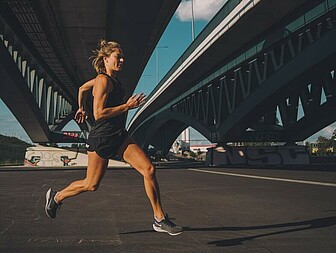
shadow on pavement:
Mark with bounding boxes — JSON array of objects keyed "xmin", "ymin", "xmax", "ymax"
[
  {"xmin": 120, "ymin": 216, "xmax": 336, "ymax": 247},
  {"xmin": 204, "ymin": 216, "xmax": 336, "ymax": 247}
]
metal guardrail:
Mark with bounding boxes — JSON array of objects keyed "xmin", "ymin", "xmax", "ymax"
[
  {"xmin": 129, "ymin": 0, "xmax": 249, "ymax": 127},
  {"xmin": 129, "ymin": 0, "xmax": 335, "ymax": 130}
]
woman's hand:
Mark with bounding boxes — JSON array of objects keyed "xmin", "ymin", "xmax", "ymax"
[
  {"xmin": 126, "ymin": 93, "xmax": 146, "ymax": 109},
  {"xmin": 74, "ymin": 108, "xmax": 88, "ymax": 123}
]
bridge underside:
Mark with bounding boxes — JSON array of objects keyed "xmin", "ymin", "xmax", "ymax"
[
  {"xmin": 0, "ymin": 42, "xmax": 50, "ymax": 142},
  {"xmin": 0, "ymin": 0, "xmax": 179, "ymax": 143},
  {"xmin": 131, "ymin": 3, "xmax": 336, "ymax": 155}
]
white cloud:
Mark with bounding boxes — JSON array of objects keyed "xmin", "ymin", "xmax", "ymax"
[
  {"xmin": 306, "ymin": 122, "xmax": 336, "ymax": 142},
  {"xmin": 175, "ymin": 0, "xmax": 228, "ymax": 22}
]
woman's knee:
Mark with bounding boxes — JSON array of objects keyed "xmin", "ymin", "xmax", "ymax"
[{"xmin": 143, "ymin": 163, "xmax": 156, "ymax": 178}]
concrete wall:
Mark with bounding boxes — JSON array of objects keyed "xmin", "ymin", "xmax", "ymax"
[
  {"xmin": 206, "ymin": 145, "xmax": 310, "ymax": 166},
  {"xmin": 24, "ymin": 145, "xmax": 130, "ymax": 167}
]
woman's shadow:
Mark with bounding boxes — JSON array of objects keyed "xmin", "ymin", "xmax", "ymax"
[
  {"xmin": 120, "ymin": 216, "xmax": 336, "ymax": 247},
  {"xmin": 194, "ymin": 216, "xmax": 336, "ymax": 247}
]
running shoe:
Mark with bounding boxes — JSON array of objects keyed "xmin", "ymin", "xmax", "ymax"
[
  {"xmin": 45, "ymin": 188, "xmax": 61, "ymax": 218},
  {"xmin": 153, "ymin": 215, "xmax": 183, "ymax": 236}
]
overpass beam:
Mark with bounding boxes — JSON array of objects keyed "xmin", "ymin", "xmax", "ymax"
[{"xmin": 0, "ymin": 41, "xmax": 50, "ymax": 142}]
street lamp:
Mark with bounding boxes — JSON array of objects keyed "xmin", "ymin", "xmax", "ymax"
[
  {"xmin": 156, "ymin": 46, "xmax": 168, "ymax": 84},
  {"xmin": 191, "ymin": 0, "xmax": 195, "ymax": 41}
]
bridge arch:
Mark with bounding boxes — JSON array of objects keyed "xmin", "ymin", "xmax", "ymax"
[
  {"xmin": 132, "ymin": 110, "xmax": 217, "ymax": 155},
  {"xmin": 130, "ymin": 8, "xmax": 336, "ymax": 155}
]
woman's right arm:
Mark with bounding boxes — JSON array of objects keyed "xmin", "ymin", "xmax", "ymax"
[
  {"xmin": 75, "ymin": 78, "xmax": 95, "ymax": 123},
  {"xmin": 78, "ymin": 78, "xmax": 95, "ymax": 110}
]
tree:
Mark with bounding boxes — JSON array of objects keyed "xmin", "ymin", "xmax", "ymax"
[
  {"xmin": 332, "ymin": 129, "xmax": 336, "ymax": 144},
  {"xmin": 331, "ymin": 129, "xmax": 336, "ymax": 155},
  {"xmin": 316, "ymin": 136, "xmax": 329, "ymax": 155}
]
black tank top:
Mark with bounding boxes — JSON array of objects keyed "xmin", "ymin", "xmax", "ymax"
[{"xmin": 89, "ymin": 74, "xmax": 127, "ymax": 137}]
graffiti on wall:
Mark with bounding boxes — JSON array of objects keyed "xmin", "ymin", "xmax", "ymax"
[
  {"xmin": 206, "ymin": 145, "xmax": 310, "ymax": 166},
  {"xmin": 24, "ymin": 156, "xmax": 41, "ymax": 166},
  {"xmin": 24, "ymin": 147, "xmax": 78, "ymax": 166}
]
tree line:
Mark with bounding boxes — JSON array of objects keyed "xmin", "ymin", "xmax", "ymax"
[
  {"xmin": 0, "ymin": 134, "xmax": 32, "ymax": 165},
  {"xmin": 306, "ymin": 129, "xmax": 336, "ymax": 156}
]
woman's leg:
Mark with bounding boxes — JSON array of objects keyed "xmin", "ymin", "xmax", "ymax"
[
  {"xmin": 55, "ymin": 151, "xmax": 108, "ymax": 203},
  {"xmin": 118, "ymin": 136, "xmax": 165, "ymax": 220}
]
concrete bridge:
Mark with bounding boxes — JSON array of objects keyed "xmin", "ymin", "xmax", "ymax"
[
  {"xmin": 0, "ymin": 0, "xmax": 180, "ymax": 143},
  {"xmin": 0, "ymin": 0, "xmax": 335, "ymax": 155},
  {"xmin": 128, "ymin": 0, "xmax": 336, "ymax": 155}
]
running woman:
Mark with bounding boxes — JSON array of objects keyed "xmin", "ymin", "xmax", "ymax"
[{"xmin": 45, "ymin": 40, "xmax": 182, "ymax": 236}]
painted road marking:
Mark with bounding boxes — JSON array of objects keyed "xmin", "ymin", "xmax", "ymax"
[{"xmin": 188, "ymin": 169, "xmax": 336, "ymax": 187}]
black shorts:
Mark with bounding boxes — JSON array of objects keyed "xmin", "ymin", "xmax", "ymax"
[{"xmin": 87, "ymin": 130, "xmax": 128, "ymax": 159}]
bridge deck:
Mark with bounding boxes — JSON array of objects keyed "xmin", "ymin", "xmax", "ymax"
[{"xmin": 1, "ymin": 165, "xmax": 335, "ymax": 252}]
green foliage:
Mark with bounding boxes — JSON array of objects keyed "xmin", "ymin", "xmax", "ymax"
[
  {"xmin": 0, "ymin": 134, "xmax": 32, "ymax": 165},
  {"xmin": 307, "ymin": 129, "xmax": 336, "ymax": 156},
  {"xmin": 189, "ymin": 151, "xmax": 196, "ymax": 158},
  {"xmin": 332, "ymin": 129, "xmax": 336, "ymax": 143}
]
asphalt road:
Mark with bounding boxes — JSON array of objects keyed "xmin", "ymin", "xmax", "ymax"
[{"xmin": 0, "ymin": 165, "xmax": 335, "ymax": 252}]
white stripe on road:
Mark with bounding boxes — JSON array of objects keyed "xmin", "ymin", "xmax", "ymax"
[{"xmin": 188, "ymin": 169, "xmax": 336, "ymax": 187}]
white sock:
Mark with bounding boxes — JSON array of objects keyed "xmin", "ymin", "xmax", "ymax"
[{"xmin": 154, "ymin": 216, "xmax": 164, "ymax": 223}]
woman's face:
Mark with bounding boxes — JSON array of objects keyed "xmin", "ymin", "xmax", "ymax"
[{"xmin": 104, "ymin": 48, "xmax": 124, "ymax": 73}]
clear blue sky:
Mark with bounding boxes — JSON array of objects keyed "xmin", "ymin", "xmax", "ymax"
[{"xmin": 0, "ymin": 0, "xmax": 335, "ymax": 144}]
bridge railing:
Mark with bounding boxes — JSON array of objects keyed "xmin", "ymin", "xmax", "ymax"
[
  {"xmin": 130, "ymin": 0, "xmax": 250, "ymax": 126},
  {"xmin": 170, "ymin": 6, "xmax": 336, "ymax": 141},
  {"xmin": 169, "ymin": 0, "xmax": 336, "ymax": 112},
  {"xmin": 134, "ymin": 0, "xmax": 335, "ymax": 124}
]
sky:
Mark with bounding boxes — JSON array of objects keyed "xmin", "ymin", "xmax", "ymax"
[{"xmin": 0, "ymin": 0, "xmax": 335, "ymax": 145}]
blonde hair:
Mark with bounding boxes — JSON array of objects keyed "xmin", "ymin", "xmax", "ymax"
[{"xmin": 91, "ymin": 40, "xmax": 121, "ymax": 73}]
